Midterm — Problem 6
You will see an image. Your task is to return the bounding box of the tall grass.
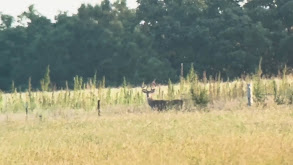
[1,67,293,164]
[0,106,293,165]
[1,67,293,113]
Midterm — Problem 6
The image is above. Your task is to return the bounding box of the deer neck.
[146,93,153,101]
[147,96,154,107]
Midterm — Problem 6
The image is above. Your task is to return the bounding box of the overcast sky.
[0,0,137,20]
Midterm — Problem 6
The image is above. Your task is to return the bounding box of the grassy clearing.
[1,69,293,164]
[1,104,293,165]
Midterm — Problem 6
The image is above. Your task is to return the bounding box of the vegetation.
[1,75,293,164]
[1,1,293,164]
[1,63,293,113]
[1,0,293,90]
[1,105,293,164]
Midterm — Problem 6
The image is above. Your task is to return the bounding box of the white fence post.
[247,83,253,106]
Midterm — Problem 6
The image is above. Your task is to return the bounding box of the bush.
[190,84,209,107]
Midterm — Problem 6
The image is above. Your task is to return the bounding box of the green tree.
[0,13,14,29]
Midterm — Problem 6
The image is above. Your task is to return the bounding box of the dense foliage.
[0,0,293,90]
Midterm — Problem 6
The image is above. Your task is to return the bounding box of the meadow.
[1,70,293,164]
[1,104,293,165]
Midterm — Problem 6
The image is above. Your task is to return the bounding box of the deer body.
[147,98,167,111]
[142,82,183,111]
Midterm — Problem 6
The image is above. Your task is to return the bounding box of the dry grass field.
[1,72,293,164]
[1,103,293,165]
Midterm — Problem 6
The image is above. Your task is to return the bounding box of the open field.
[1,74,293,164]
[1,104,293,165]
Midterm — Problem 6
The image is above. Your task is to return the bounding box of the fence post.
[25,102,28,121]
[181,63,184,78]
[247,83,253,106]
[97,100,101,116]
[39,114,42,121]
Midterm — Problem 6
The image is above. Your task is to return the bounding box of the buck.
[142,81,183,111]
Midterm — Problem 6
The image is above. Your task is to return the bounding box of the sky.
[0,0,138,20]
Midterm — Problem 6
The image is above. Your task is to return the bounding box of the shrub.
[190,87,209,107]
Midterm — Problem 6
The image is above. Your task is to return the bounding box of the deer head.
[141,80,156,98]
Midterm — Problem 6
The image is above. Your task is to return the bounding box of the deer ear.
[152,79,156,87]
[141,82,146,88]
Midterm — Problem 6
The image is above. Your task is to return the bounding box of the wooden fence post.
[181,63,184,78]
[39,114,42,121]
[247,83,253,106]
[97,100,101,116]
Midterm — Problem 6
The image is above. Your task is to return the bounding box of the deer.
[142,80,183,111]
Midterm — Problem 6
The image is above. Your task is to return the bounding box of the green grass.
[1,105,293,165]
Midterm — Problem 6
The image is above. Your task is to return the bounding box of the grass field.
[1,72,293,164]
[1,103,293,165]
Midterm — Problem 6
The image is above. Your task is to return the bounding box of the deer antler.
[141,82,148,93]
[141,81,156,93]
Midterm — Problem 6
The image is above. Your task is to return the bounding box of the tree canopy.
[0,0,293,90]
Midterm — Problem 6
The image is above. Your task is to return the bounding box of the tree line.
[0,0,293,91]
